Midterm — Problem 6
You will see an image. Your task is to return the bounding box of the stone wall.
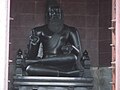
[91,67,112,90]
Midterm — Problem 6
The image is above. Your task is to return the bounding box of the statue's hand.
[30,35,39,45]
[61,45,73,54]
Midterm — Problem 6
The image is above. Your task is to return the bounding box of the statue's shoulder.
[32,25,47,32]
[64,24,78,32]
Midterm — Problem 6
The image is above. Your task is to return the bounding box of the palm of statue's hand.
[30,35,39,45]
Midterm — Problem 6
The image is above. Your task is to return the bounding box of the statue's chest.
[41,31,69,43]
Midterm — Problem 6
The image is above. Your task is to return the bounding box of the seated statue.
[22,5,87,77]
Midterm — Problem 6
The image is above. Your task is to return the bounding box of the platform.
[13,76,93,90]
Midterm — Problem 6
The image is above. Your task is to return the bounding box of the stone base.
[13,76,93,90]
[16,86,92,90]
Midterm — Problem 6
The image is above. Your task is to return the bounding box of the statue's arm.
[69,28,91,69]
[27,29,41,59]
[69,28,85,70]
[69,28,82,56]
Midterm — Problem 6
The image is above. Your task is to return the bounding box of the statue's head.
[48,6,63,21]
[47,4,64,33]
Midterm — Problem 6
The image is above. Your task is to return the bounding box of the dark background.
[9,0,112,67]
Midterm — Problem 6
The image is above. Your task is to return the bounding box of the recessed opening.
[9,0,112,90]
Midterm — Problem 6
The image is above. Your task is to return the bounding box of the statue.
[19,2,89,77]
[25,5,83,76]
[13,1,93,90]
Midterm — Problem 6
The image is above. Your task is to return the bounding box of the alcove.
[9,0,112,90]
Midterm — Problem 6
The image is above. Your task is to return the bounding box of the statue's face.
[48,6,62,21]
[48,6,64,33]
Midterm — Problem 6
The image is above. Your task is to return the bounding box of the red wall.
[99,0,112,66]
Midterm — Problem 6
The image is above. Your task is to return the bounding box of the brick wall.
[99,0,112,66]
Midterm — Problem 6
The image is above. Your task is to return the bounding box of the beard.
[48,19,64,33]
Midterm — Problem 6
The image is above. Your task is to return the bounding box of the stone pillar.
[0,0,10,90]
[116,0,120,90]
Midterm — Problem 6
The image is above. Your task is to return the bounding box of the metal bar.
[111,19,116,22]
[14,76,93,82]
[14,81,93,87]
[108,27,115,30]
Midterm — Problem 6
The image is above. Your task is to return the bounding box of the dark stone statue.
[24,6,83,77]
[23,5,84,77]
[13,1,93,90]
[14,1,91,77]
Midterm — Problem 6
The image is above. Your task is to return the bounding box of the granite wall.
[91,67,112,90]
